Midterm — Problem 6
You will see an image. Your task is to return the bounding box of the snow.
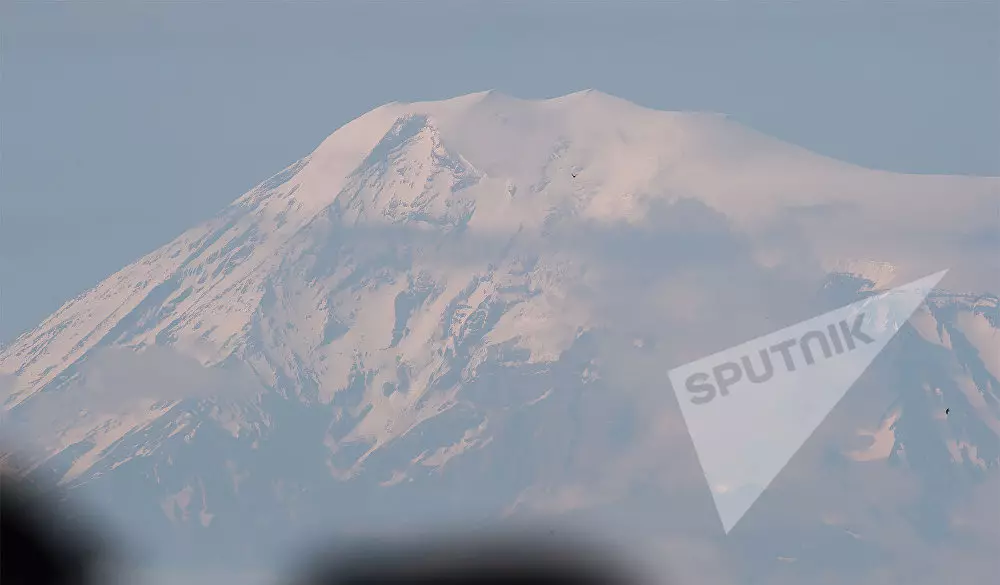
[1,88,997,489]
[416,417,490,470]
[847,410,901,462]
[955,311,1000,381]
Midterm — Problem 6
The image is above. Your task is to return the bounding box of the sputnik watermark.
[668,270,948,534]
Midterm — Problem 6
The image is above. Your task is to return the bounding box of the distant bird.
[571,172,578,178]
[945,408,950,415]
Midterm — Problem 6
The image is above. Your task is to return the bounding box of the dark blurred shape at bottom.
[1,457,111,585]
[287,528,649,585]
[2,447,652,585]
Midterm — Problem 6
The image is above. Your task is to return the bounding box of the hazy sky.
[2,1,998,344]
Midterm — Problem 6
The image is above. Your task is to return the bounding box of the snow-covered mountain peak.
[4,90,997,405]
[1,92,997,576]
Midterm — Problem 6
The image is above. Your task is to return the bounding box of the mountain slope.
[1,90,998,581]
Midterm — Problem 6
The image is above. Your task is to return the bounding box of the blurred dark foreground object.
[1,460,113,585]
[3,453,647,584]
[288,529,648,585]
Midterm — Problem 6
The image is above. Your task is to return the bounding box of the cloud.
[70,345,264,404]
[0,372,19,396]
[3,346,266,452]
[551,197,832,355]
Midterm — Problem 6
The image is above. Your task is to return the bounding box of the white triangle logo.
[668,270,947,534]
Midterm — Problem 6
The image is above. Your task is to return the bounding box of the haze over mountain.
[2,90,998,584]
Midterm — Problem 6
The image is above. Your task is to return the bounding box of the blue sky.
[2,0,997,344]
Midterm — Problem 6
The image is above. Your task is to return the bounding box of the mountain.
[2,90,998,583]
